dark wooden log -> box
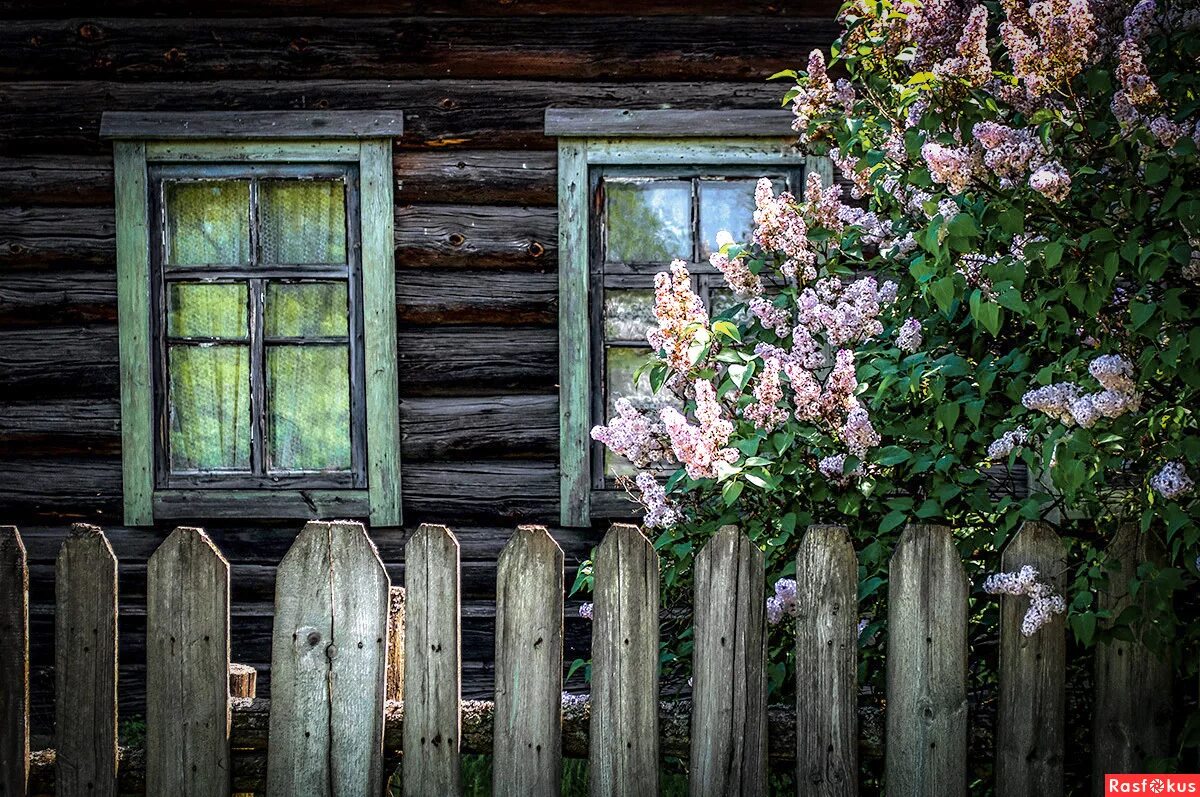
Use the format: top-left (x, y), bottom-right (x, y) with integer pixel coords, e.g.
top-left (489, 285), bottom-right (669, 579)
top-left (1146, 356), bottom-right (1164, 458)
top-left (394, 150), bottom-right (555, 206)
top-left (0, 270), bottom-right (117, 329)
top-left (0, 17), bottom-right (839, 82)
top-left (0, 399), bottom-right (122, 457)
top-left (0, 80), bottom-right (786, 153)
top-left (0, 156), bottom-right (113, 206)
top-left (100, 110), bottom-right (403, 139)
top-left (0, 207), bottom-right (113, 269)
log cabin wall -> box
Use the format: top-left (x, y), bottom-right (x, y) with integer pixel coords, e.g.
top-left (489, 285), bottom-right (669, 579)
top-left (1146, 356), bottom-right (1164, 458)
top-left (0, 0), bottom-right (840, 731)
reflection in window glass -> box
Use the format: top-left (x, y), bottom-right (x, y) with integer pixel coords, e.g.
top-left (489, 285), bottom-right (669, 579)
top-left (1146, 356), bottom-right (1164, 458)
top-left (167, 283), bottom-right (249, 339)
top-left (268, 345), bottom-right (351, 472)
top-left (606, 180), bottom-right (692, 263)
top-left (604, 289), bottom-right (657, 341)
top-left (708, 286), bottom-right (756, 327)
top-left (266, 282), bottom-right (349, 338)
top-left (699, 179), bottom-right (761, 259)
top-left (260, 180), bottom-right (348, 265)
top-left (165, 181), bottom-right (251, 267)
top-left (168, 344), bottom-right (251, 471)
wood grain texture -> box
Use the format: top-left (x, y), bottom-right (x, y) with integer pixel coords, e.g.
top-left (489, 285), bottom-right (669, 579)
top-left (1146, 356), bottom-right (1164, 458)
top-left (386, 587), bottom-right (405, 704)
top-left (545, 108), bottom-right (794, 137)
top-left (100, 110), bottom-right (403, 139)
top-left (590, 523), bottom-right (659, 797)
top-left (556, 139), bottom-right (589, 527)
top-left (885, 525), bottom-right (968, 797)
top-left (996, 522), bottom-right (1065, 797)
top-left (0, 526), bottom-right (28, 797)
top-left (54, 523), bottom-right (118, 797)
top-left (394, 150), bottom-right (555, 206)
top-left (145, 527), bottom-right (230, 797)
top-left (266, 521), bottom-right (389, 797)
top-left (1092, 524), bottom-right (1172, 795)
top-left (794, 525), bottom-right (857, 797)
top-left (493, 526), bottom-right (564, 797)
top-left (689, 525), bottom-right (766, 796)
top-left (403, 524), bottom-right (463, 797)
top-left (0, 156), bottom-right (112, 206)
top-left (229, 663), bottom-right (257, 699)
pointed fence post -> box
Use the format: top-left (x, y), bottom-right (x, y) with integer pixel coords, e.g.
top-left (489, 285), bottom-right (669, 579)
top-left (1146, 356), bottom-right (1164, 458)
top-left (0, 526), bottom-right (28, 797)
top-left (885, 525), bottom-right (968, 797)
top-left (1092, 524), bottom-right (1172, 795)
top-left (266, 521), bottom-right (389, 797)
top-left (795, 525), bottom-right (858, 797)
top-left (689, 525), bottom-right (766, 796)
top-left (403, 523), bottom-right (463, 797)
top-left (146, 527), bottom-right (230, 797)
top-left (590, 523), bottom-right (659, 797)
top-left (996, 521), bottom-right (1065, 797)
top-left (56, 524), bottom-right (119, 797)
top-left (493, 525), bottom-right (564, 797)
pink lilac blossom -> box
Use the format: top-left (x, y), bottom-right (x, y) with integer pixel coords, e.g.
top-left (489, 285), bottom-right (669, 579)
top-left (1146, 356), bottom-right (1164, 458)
top-left (818, 452), bottom-right (863, 485)
top-left (754, 178), bottom-right (816, 281)
top-left (987, 426), bottom-right (1029, 460)
top-left (744, 358), bottom-right (789, 430)
top-left (709, 250), bottom-right (762, 298)
top-left (804, 172), bottom-right (849, 234)
top-left (921, 142), bottom-right (978, 194)
top-left (907, 0), bottom-right (973, 69)
top-left (1150, 461), bottom-right (1194, 499)
top-left (749, 297), bottom-right (792, 337)
top-left (999, 0), bottom-right (1098, 98)
top-left (590, 398), bottom-right (671, 468)
top-left (635, 471), bottom-right (681, 529)
top-left (1029, 161), bottom-right (1071, 203)
top-left (896, 317), bottom-right (923, 353)
top-left (934, 5), bottom-right (992, 86)
top-left (647, 260), bottom-right (709, 371)
top-left (767, 578), bottom-right (800, 625)
top-left (983, 564), bottom-right (1067, 636)
top-left (660, 380), bottom-right (737, 480)
top-left (973, 122), bottom-right (1042, 187)
top-left (791, 49), bottom-right (838, 136)
top-left (841, 406), bottom-right (881, 458)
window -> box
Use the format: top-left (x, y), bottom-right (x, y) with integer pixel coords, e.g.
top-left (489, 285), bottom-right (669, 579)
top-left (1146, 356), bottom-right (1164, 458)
top-left (547, 109), bottom-right (824, 526)
top-left (103, 112), bottom-right (404, 526)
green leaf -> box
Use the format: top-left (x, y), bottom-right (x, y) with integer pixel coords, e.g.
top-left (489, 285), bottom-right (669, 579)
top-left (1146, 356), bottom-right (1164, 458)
top-left (721, 479), bottom-right (744, 506)
top-left (712, 320), bottom-right (742, 342)
top-left (930, 276), bottom-right (956, 313)
top-left (936, 402), bottom-right (960, 433)
top-left (876, 446), bottom-right (912, 466)
top-left (1071, 612), bottom-right (1097, 646)
top-left (1043, 241), bottom-right (1064, 269)
top-left (879, 509), bottom-right (907, 533)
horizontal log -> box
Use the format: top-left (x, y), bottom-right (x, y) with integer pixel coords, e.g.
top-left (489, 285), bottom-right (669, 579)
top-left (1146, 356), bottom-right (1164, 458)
top-left (544, 108), bottom-right (794, 137)
top-left (0, 0), bottom-right (842, 18)
top-left (0, 267), bottom-right (554, 329)
top-left (100, 110), bottom-right (405, 139)
top-left (394, 150), bottom-right (555, 206)
top-left (0, 204), bottom-right (554, 270)
top-left (0, 17), bottom-right (838, 82)
top-left (0, 392), bottom-right (556, 460)
top-left (0, 156), bottom-right (113, 206)
top-left (0, 79), bottom-right (786, 153)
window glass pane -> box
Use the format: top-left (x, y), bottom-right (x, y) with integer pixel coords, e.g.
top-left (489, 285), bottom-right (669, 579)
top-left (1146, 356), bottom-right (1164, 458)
top-left (268, 345), bottom-right (351, 472)
top-left (260, 180), bottom-right (347, 265)
top-left (605, 180), bottom-right (691, 263)
top-left (604, 289), bottom-right (656, 341)
top-left (168, 344), bottom-right (250, 472)
top-left (164, 181), bottom-right (251, 267)
top-left (708, 286), bottom-right (755, 327)
top-left (699, 179), bottom-right (777, 259)
top-left (265, 282), bottom-right (349, 338)
top-left (167, 283), bottom-right (249, 339)
top-left (604, 345), bottom-right (675, 477)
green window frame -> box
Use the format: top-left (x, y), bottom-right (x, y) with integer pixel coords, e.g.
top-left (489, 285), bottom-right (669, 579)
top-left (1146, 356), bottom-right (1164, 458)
top-left (546, 109), bottom-right (829, 527)
top-left (103, 112), bottom-right (404, 526)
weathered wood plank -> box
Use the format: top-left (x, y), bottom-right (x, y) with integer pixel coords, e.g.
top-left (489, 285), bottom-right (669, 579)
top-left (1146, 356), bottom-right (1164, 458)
top-left (266, 521), bottom-right (389, 796)
top-left (54, 524), bottom-right (118, 797)
top-left (996, 522), bottom-right (1065, 797)
top-left (885, 525), bottom-right (968, 797)
top-left (556, 138), bottom-right (589, 527)
top-left (690, 525), bottom-right (766, 796)
top-left (145, 527), bottom-right (230, 797)
top-left (386, 587), bottom-right (405, 704)
top-left (101, 110), bottom-right (403, 139)
top-left (1092, 524), bottom-right (1172, 795)
top-left (0, 526), bottom-right (28, 797)
top-left (403, 524), bottom-right (463, 796)
top-left (794, 525), bottom-right (857, 797)
top-left (229, 663), bottom-right (257, 700)
top-left (2, 18), bottom-right (838, 82)
top-left (545, 109), bottom-right (794, 137)
top-left (493, 525), bottom-right (564, 797)
top-left (395, 150), bottom-right (555, 206)
top-left (0, 156), bottom-right (111, 206)
top-left (590, 523), bottom-right (659, 797)
top-left (395, 204), bottom-right (554, 270)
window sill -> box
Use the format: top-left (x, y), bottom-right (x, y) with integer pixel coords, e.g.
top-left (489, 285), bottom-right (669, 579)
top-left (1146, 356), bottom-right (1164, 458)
top-left (151, 489), bottom-right (369, 521)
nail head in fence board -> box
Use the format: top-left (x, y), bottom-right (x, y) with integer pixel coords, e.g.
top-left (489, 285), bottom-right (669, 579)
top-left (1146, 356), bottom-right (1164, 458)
top-left (996, 522), bottom-right (1065, 797)
top-left (690, 525), bottom-right (767, 797)
top-left (590, 523), bottom-right (660, 797)
top-left (55, 524), bottom-right (118, 797)
top-left (386, 586), bottom-right (405, 704)
top-left (1092, 524), bottom-right (1172, 795)
top-left (795, 525), bottom-right (857, 797)
top-left (0, 526), bottom-right (28, 797)
top-left (146, 527), bottom-right (231, 797)
top-left (885, 525), bottom-right (968, 797)
top-left (493, 525), bottom-right (565, 797)
top-left (266, 521), bottom-right (389, 797)
top-left (403, 523), bottom-right (463, 797)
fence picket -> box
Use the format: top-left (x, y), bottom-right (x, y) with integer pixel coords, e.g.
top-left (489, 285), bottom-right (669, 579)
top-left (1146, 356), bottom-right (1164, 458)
top-left (266, 521), bottom-right (389, 797)
top-left (1092, 524), bottom-right (1172, 795)
top-left (493, 525), bottom-right (564, 797)
top-left (590, 523), bottom-right (660, 797)
top-left (55, 524), bottom-right (118, 797)
top-left (795, 525), bottom-right (857, 797)
top-left (404, 523), bottom-right (463, 797)
top-left (387, 586), bottom-right (406, 704)
top-left (146, 527), bottom-right (230, 797)
top-left (885, 524), bottom-right (968, 797)
top-left (996, 521), bottom-right (1065, 797)
top-left (0, 526), bottom-right (28, 797)
top-left (689, 525), bottom-right (766, 796)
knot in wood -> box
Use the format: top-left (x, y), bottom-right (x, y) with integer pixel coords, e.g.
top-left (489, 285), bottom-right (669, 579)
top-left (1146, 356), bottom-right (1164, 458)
top-left (325, 643), bottom-right (338, 660)
top-left (528, 241), bottom-right (546, 258)
top-left (77, 23), bottom-right (102, 40)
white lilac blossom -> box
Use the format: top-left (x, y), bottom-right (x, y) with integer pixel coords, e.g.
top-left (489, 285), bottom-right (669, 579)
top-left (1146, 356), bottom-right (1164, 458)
top-left (710, 250), bottom-right (762, 298)
top-left (842, 406), bottom-right (882, 458)
top-left (743, 358), bottom-right (788, 431)
top-left (987, 426), bottom-right (1029, 460)
top-left (635, 471), bottom-right (681, 529)
top-left (590, 399), bottom-right (671, 468)
top-left (578, 602), bottom-right (593, 621)
top-left (896, 318), bottom-right (923, 353)
top-left (1089, 354), bottom-right (1136, 393)
top-left (818, 452), bottom-right (863, 485)
top-left (791, 50), bottom-right (838, 134)
top-left (767, 578), bottom-right (800, 625)
top-left (648, 260), bottom-right (709, 372)
top-left (1023, 354), bottom-right (1141, 428)
top-left (1150, 461), bottom-right (1195, 499)
top-left (1022, 382), bottom-right (1082, 425)
top-left (753, 178), bottom-right (816, 281)
top-left (661, 380), bottom-right (737, 480)
top-left (983, 564), bottom-right (1067, 636)
top-left (1029, 161), bottom-right (1072, 203)
top-left (921, 142), bottom-right (979, 194)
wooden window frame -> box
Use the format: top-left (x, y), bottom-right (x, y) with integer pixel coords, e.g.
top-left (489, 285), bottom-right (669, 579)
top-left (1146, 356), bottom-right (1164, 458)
top-left (104, 112), bottom-right (404, 526)
top-left (547, 109), bottom-right (829, 527)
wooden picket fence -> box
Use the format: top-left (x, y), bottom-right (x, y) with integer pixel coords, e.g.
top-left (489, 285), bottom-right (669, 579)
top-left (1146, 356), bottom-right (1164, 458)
top-left (0, 519), bottom-right (1175, 796)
